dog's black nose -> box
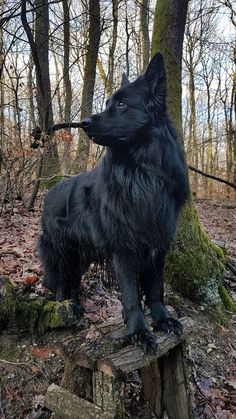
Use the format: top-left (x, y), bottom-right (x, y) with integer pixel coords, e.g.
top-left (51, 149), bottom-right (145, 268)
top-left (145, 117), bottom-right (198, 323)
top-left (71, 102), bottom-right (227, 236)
top-left (81, 117), bottom-right (92, 129)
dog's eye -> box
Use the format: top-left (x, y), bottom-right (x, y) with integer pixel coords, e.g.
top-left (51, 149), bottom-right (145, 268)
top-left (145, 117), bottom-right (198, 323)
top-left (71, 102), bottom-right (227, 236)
top-left (117, 101), bottom-right (126, 108)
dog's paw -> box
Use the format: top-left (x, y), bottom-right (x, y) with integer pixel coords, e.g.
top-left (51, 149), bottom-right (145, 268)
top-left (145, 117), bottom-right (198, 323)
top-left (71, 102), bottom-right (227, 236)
top-left (156, 318), bottom-right (183, 336)
top-left (129, 329), bottom-right (157, 354)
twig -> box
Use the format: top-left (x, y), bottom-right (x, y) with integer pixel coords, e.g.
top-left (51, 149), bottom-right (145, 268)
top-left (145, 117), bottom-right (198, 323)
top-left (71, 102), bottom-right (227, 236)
top-left (50, 122), bottom-right (82, 132)
top-left (0, 358), bottom-right (30, 367)
top-left (38, 174), bottom-right (72, 181)
top-left (188, 165), bottom-right (236, 190)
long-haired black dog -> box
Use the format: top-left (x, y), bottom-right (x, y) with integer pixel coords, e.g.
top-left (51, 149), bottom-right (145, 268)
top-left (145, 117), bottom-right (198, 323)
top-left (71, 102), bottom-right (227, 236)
top-left (39, 53), bottom-right (189, 352)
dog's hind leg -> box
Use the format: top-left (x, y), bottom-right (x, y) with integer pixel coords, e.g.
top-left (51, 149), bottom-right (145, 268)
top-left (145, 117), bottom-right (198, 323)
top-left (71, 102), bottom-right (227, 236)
top-left (141, 251), bottom-right (182, 336)
top-left (113, 254), bottom-right (157, 353)
top-left (39, 233), bottom-right (87, 318)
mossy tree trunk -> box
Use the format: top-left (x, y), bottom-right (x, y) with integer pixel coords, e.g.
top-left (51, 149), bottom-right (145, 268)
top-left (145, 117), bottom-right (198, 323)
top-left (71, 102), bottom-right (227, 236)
top-left (151, 0), bottom-right (235, 316)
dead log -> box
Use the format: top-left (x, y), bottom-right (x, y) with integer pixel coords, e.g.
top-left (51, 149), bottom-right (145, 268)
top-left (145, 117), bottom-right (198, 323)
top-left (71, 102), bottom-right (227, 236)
top-left (59, 316), bottom-right (194, 419)
top-left (45, 383), bottom-right (113, 419)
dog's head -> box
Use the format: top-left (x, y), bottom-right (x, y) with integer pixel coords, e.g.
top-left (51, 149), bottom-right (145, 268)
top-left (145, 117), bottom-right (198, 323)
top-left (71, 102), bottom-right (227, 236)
top-left (81, 52), bottom-right (167, 148)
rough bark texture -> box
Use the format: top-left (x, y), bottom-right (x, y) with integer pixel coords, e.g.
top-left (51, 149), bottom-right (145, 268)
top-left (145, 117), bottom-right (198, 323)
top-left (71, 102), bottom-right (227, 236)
top-left (59, 315), bottom-right (193, 418)
top-left (0, 9), bottom-right (4, 174)
top-left (62, 0), bottom-right (72, 172)
top-left (45, 384), bottom-right (113, 419)
top-left (107, 0), bottom-right (119, 94)
top-left (140, 0), bottom-right (150, 71)
top-left (151, 0), bottom-right (188, 133)
top-left (151, 0), bottom-right (234, 315)
top-left (27, 55), bottom-right (36, 133)
top-left (76, 0), bottom-right (100, 170)
top-left (34, 0), bottom-right (60, 178)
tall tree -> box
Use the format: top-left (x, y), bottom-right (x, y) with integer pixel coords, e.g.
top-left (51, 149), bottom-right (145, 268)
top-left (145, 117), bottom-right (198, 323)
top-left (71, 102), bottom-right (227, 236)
top-left (139, 0), bottom-right (150, 71)
top-left (0, 1), bottom-right (4, 174)
top-left (76, 0), bottom-right (100, 170)
top-left (151, 0), bottom-right (234, 316)
top-left (62, 0), bottom-right (72, 172)
top-left (34, 0), bottom-right (60, 176)
top-left (107, 0), bottom-right (119, 94)
top-left (21, 0), bottom-right (60, 208)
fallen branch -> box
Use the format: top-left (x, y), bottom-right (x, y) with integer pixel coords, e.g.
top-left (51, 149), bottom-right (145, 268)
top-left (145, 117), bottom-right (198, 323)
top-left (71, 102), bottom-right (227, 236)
top-left (188, 165), bottom-right (236, 190)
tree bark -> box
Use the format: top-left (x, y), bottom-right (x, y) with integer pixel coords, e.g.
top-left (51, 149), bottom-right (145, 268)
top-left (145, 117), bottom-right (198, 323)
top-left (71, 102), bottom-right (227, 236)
top-left (151, 0), bottom-right (234, 315)
top-left (107, 0), bottom-right (119, 94)
top-left (21, 0), bottom-right (60, 205)
top-left (0, 7), bottom-right (4, 174)
top-left (76, 0), bottom-right (100, 171)
top-left (34, 0), bottom-right (60, 178)
top-left (139, 0), bottom-right (150, 71)
top-left (62, 0), bottom-right (72, 172)
top-left (27, 55), bottom-right (36, 134)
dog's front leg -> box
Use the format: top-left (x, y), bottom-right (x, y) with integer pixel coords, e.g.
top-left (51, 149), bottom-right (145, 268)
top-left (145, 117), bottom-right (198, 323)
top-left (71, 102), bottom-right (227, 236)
top-left (112, 254), bottom-right (157, 353)
top-left (141, 252), bottom-right (182, 336)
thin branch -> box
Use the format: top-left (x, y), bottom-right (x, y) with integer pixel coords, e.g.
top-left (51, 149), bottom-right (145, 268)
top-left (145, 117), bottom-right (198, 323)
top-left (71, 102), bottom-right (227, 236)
top-left (188, 165), bottom-right (236, 189)
top-left (50, 122), bottom-right (82, 132)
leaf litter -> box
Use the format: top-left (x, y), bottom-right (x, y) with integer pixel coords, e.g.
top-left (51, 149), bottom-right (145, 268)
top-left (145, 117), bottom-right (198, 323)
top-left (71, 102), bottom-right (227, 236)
top-left (0, 196), bottom-right (235, 418)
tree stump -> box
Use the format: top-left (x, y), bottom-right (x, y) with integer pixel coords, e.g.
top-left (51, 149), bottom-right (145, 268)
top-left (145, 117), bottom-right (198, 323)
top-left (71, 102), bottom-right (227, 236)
top-left (45, 315), bottom-right (194, 418)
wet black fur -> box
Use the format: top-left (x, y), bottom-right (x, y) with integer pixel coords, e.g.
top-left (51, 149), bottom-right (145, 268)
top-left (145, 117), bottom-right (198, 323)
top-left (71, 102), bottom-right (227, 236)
top-left (39, 53), bottom-right (189, 352)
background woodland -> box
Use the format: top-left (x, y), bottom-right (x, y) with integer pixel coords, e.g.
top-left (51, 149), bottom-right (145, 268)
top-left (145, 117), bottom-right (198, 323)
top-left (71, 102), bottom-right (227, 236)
top-left (0, 0), bottom-right (235, 211)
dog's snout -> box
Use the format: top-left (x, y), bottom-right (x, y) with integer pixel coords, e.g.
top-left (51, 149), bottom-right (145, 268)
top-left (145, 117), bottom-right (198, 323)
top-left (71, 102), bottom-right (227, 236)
top-left (81, 117), bottom-right (92, 130)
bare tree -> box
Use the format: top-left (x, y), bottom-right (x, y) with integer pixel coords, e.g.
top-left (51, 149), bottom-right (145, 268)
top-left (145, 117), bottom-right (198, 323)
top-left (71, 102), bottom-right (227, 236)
top-left (21, 0), bottom-right (60, 208)
top-left (62, 0), bottom-right (72, 172)
top-left (139, 0), bottom-right (150, 71)
top-left (76, 0), bottom-right (101, 170)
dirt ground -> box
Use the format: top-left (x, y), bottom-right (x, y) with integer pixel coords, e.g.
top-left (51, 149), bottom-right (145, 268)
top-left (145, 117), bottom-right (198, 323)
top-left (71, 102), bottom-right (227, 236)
top-left (0, 196), bottom-right (235, 419)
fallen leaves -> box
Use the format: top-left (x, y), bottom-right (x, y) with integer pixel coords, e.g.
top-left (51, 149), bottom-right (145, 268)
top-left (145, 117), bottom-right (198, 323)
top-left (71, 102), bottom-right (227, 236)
top-left (31, 347), bottom-right (55, 359)
top-left (24, 275), bottom-right (38, 285)
top-left (207, 343), bottom-right (218, 353)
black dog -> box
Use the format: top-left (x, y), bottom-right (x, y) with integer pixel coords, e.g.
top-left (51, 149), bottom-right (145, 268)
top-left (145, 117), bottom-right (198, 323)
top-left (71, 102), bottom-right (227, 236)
top-left (39, 52), bottom-right (189, 352)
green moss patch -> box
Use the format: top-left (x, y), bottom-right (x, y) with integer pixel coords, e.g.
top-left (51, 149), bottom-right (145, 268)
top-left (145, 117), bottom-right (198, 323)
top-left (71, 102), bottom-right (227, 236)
top-left (165, 198), bottom-right (230, 319)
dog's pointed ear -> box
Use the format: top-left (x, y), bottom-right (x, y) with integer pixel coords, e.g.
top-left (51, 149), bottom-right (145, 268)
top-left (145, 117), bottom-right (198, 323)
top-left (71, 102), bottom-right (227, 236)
top-left (144, 52), bottom-right (166, 94)
top-left (120, 73), bottom-right (130, 88)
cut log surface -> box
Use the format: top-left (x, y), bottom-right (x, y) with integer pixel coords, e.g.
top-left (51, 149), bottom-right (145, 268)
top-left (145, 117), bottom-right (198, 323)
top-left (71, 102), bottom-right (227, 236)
top-left (62, 316), bottom-right (193, 378)
top-left (45, 383), bottom-right (113, 419)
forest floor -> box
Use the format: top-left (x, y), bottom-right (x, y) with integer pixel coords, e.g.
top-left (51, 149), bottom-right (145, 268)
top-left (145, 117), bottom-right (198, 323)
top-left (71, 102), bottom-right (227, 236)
top-left (0, 195), bottom-right (236, 419)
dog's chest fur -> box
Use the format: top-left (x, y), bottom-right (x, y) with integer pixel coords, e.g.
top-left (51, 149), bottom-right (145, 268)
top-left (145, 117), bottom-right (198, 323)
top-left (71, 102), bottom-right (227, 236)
top-left (94, 145), bottom-right (176, 254)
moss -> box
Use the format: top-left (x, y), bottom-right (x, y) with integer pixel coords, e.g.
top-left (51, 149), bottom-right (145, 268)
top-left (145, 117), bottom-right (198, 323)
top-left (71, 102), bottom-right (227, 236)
top-left (37, 300), bottom-right (75, 334)
top-left (3, 277), bottom-right (16, 312)
top-left (0, 332), bottom-right (23, 364)
top-left (218, 285), bottom-right (236, 313)
top-left (15, 297), bottom-right (44, 333)
top-left (41, 145), bottom-right (61, 180)
top-left (40, 175), bottom-right (64, 190)
top-left (0, 276), bottom-right (17, 329)
top-left (165, 199), bottom-right (229, 316)
top-left (0, 280), bottom-right (76, 334)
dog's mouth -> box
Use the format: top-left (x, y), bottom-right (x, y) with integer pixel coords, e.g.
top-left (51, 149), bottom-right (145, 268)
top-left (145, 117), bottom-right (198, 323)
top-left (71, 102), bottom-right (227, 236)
top-left (86, 132), bottom-right (128, 145)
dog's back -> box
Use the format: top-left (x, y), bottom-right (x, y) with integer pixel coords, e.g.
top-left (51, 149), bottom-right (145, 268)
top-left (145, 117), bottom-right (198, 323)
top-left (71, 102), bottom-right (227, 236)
top-left (39, 52), bottom-right (189, 352)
